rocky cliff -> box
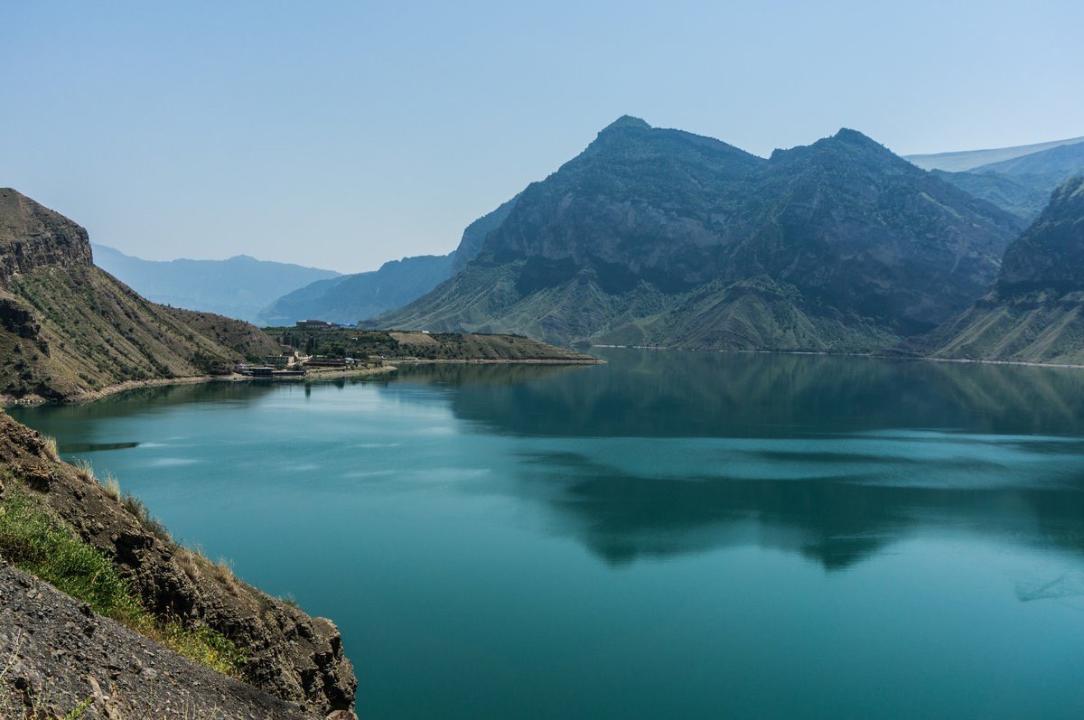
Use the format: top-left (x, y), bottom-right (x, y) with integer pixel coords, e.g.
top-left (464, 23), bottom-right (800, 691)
top-left (0, 410), bottom-right (357, 716)
top-left (378, 117), bottom-right (1021, 350)
top-left (0, 188), bottom-right (279, 403)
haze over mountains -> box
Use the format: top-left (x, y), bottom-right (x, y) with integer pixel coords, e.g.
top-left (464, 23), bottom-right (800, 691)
top-left (72, 119), bottom-right (1084, 367)
top-left (257, 197), bottom-right (517, 326)
top-left (92, 244), bottom-right (338, 323)
top-left (376, 117), bottom-right (1021, 351)
top-left (911, 137), bottom-right (1084, 222)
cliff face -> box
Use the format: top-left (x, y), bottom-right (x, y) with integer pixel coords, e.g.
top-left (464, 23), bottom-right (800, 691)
top-left (927, 177), bottom-right (1084, 364)
top-left (0, 411), bottom-right (357, 716)
top-left (379, 119), bottom-right (1020, 350)
top-left (0, 188), bottom-right (279, 403)
top-left (0, 188), bottom-right (93, 283)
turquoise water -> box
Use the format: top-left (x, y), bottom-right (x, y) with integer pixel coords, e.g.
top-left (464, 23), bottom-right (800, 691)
top-left (13, 350), bottom-right (1084, 719)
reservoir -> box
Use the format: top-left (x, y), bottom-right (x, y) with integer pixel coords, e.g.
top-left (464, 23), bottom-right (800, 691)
top-left (14, 349), bottom-right (1084, 719)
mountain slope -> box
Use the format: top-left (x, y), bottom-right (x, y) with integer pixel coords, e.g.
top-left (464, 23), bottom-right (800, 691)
top-left (932, 140), bottom-right (1084, 221)
top-left (378, 118), bottom-right (1020, 350)
top-left (261, 197), bottom-right (518, 325)
top-left (927, 176), bottom-right (1084, 363)
top-left (0, 188), bottom-right (278, 403)
top-left (905, 136), bottom-right (1084, 172)
top-left (93, 244), bottom-right (338, 323)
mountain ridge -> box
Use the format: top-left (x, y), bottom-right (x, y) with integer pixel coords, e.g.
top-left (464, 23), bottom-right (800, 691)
top-left (376, 118), bottom-right (1021, 350)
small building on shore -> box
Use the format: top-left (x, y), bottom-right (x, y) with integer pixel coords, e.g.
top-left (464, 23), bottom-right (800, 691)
top-left (296, 319), bottom-right (337, 330)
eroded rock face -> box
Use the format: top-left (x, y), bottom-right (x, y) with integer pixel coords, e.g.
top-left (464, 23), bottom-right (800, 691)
top-left (0, 188), bottom-right (93, 286)
top-left (0, 412), bottom-right (358, 716)
top-left (0, 296), bottom-right (42, 341)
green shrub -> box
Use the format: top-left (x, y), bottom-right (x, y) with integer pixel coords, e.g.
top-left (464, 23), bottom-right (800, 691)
top-left (0, 489), bottom-right (245, 677)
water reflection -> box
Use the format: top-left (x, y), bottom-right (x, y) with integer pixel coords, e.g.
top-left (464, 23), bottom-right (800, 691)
top-left (391, 350), bottom-right (1084, 568)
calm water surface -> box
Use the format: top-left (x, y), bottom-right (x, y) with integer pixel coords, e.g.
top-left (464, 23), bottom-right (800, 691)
top-left (13, 350), bottom-right (1084, 719)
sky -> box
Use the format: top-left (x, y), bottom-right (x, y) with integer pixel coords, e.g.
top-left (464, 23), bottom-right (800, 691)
top-left (4, 1), bottom-right (1083, 273)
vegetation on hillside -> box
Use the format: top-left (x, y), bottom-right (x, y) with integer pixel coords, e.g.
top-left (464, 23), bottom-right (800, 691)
top-left (0, 482), bottom-right (245, 677)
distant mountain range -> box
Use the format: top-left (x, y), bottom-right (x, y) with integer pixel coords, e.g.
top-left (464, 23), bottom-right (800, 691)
top-left (373, 116), bottom-right (1020, 351)
top-left (906, 136), bottom-right (1084, 172)
top-left (257, 197), bottom-right (518, 326)
top-left (927, 176), bottom-right (1084, 364)
top-left (92, 244), bottom-right (338, 324)
top-left (907, 137), bottom-right (1084, 221)
top-left (0, 189), bottom-right (279, 402)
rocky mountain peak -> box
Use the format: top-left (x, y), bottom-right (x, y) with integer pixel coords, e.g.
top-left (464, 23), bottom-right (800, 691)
top-left (598, 115), bottom-right (652, 134)
top-left (0, 188), bottom-right (93, 285)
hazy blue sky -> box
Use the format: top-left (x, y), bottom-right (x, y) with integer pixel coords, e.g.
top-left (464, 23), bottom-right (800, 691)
top-left (4, 1), bottom-right (1082, 272)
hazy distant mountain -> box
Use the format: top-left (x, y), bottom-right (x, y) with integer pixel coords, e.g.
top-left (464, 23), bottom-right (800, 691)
top-left (929, 140), bottom-right (1084, 221)
top-left (92, 244), bottom-right (338, 323)
top-left (375, 117), bottom-right (1020, 351)
top-left (928, 176), bottom-right (1084, 363)
top-left (259, 198), bottom-right (518, 326)
top-left (906, 136), bottom-right (1084, 172)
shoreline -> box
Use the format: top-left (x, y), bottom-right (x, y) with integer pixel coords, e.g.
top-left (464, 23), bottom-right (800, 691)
top-left (591, 343), bottom-right (1084, 371)
top-left (1, 356), bottom-right (603, 409)
top-left (392, 357), bottom-right (603, 366)
top-left (1, 364), bottom-right (399, 409)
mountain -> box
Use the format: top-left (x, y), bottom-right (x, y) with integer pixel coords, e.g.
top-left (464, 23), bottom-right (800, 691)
top-left (260, 197), bottom-right (518, 326)
top-left (0, 188), bottom-right (279, 403)
top-left (912, 138), bottom-right (1084, 222)
top-left (92, 244), bottom-right (338, 323)
top-left (906, 135), bottom-right (1084, 172)
top-left (927, 176), bottom-right (1084, 363)
top-left (375, 117), bottom-right (1021, 350)
top-left (928, 169), bottom-right (1050, 222)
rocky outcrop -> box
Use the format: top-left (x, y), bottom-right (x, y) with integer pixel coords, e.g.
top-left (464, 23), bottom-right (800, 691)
top-left (0, 188), bottom-right (93, 283)
top-left (0, 411), bottom-right (358, 716)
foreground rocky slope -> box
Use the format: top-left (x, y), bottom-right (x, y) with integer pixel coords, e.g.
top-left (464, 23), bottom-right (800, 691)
top-left (0, 410), bottom-right (357, 716)
top-left (0, 561), bottom-right (321, 719)
top-left (379, 117), bottom-right (1020, 350)
top-left (0, 188), bottom-right (279, 404)
top-left (927, 177), bottom-right (1084, 364)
